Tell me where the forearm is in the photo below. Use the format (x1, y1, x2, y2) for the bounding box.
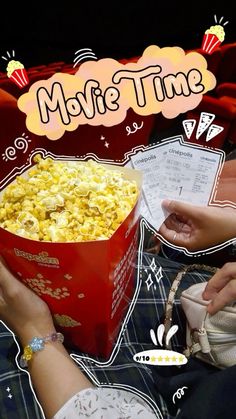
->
(27, 341, 93, 419)
(0, 261, 94, 419)
(214, 179, 236, 204)
(211, 207, 236, 244)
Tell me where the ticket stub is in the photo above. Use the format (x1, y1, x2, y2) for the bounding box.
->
(130, 137, 224, 231)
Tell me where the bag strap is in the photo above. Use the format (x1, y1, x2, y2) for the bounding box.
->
(164, 263, 217, 349)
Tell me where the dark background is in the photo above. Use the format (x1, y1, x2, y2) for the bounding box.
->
(0, 1, 235, 69)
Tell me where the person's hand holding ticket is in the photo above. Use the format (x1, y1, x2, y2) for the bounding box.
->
(159, 199, 236, 251)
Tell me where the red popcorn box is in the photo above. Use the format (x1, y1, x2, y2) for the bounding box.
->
(201, 33, 222, 55)
(9, 68, 29, 88)
(0, 161, 142, 358)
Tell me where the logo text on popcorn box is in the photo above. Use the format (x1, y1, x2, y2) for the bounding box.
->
(18, 45, 216, 140)
(14, 249, 60, 268)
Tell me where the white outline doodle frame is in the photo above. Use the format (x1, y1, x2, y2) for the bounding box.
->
(1, 218, 163, 419)
(0, 134, 233, 418)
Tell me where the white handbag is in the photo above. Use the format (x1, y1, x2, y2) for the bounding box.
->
(181, 281, 236, 369)
(164, 264, 236, 369)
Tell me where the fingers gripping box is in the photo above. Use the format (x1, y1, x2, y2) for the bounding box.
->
(0, 157, 142, 358)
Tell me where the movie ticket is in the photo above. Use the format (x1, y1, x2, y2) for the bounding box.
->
(130, 137, 223, 231)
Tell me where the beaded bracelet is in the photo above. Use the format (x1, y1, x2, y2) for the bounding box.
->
(19, 332, 64, 368)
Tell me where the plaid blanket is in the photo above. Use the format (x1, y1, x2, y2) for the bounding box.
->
(0, 246, 217, 419)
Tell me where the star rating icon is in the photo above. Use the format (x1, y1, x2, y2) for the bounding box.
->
(104, 141, 109, 148)
(147, 353, 187, 365)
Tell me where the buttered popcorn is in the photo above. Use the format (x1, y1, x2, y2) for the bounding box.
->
(0, 156, 139, 242)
